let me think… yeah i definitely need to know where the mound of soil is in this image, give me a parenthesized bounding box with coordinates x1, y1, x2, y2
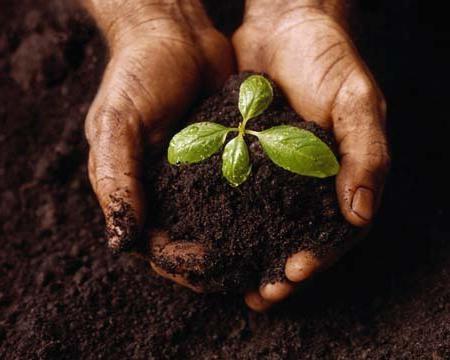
(148, 73, 354, 291)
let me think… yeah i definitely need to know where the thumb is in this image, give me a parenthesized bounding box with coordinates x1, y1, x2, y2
(85, 84, 145, 252)
(332, 75, 390, 227)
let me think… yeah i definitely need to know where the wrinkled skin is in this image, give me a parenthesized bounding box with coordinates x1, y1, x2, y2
(83, 0, 390, 311)
(233, 0, 390, 311)
(83, 0, 233, 291)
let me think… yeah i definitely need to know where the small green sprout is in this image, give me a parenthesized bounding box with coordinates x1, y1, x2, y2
(167, 75, 339, 187)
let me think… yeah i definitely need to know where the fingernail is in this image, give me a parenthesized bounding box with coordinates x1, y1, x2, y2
(106, 217, 138, 253)
(351, 187, 374, 222)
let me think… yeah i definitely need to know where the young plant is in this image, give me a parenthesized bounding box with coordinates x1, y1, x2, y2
(167, 75, 339, 187)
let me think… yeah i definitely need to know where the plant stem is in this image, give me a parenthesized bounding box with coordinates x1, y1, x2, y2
(238, 122, 246, 136)
(244, 129, 260, 137)
(242, 116, 250, 129)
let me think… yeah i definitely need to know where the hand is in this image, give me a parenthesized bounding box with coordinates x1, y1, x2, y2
(83, 0, 233, 285)
(232, 0, 390, 311)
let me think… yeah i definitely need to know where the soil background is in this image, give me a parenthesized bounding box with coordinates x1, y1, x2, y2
(1, 1, 449, 359)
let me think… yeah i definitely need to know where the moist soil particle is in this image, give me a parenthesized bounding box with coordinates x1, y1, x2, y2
(148, 73, 354, 291)
(1, 1, 449, 359)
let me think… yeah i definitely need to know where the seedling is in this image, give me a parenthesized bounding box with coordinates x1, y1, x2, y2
(168, 75, 339, 187)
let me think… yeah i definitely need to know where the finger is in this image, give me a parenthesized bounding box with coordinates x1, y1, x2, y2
(244, 290, 274, 312)
(149, 230, 207, 273)
(149, 230, 207, 291)
(151, 263, 203, 293)
(147, 229, 170, 252)
(259, 280, 295, 303)
(85, 45, 198, 252)
(150, 262, 204, 293)
(85, 92, 145, 252)
(332, 73, 390, 227)
(152, 241, 207, 274)
(285, 230, 366, 283)
(285, 251, 326, 283)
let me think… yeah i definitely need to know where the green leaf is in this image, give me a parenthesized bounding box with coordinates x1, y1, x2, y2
(238, 75, 273, 123)
(257, 125, 339, 178)
(168, 122, 231, 165)
(222, 134, 251, 187)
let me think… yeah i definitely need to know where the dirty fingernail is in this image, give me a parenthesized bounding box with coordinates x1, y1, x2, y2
(105, 197, 139, 253)
(351, 187, 374, 222)
(106, 217, 138, 253)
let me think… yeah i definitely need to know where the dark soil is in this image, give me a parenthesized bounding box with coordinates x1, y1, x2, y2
(1, 1, 449, 359)
(149, 73, 353, 291)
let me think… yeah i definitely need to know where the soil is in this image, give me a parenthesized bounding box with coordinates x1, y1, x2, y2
(1, 1, 449, 359)
(148, 73, 353, 291)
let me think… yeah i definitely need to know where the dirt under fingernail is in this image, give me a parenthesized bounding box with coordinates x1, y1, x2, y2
(105, 194, 139, 253)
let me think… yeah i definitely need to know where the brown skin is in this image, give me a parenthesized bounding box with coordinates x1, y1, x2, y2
(83, 0, 390, 311)
(82, 0, 234, 271)
(233, 0, 390, 311)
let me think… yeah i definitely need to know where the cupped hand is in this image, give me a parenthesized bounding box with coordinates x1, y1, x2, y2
(232, 1, 390, 311)
(83, 0, 234, 286)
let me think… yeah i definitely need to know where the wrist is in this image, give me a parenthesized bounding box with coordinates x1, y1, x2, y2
(83, 0, 212, 47)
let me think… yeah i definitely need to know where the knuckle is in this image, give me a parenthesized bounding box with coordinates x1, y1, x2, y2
(335, 73, 385, 121)
(85, 103, 141, 146)
(366, 143, 391, 174)
(120, 66, 156, 110)
(340, 74, 381, 112)
(352, 78, 378, 106)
